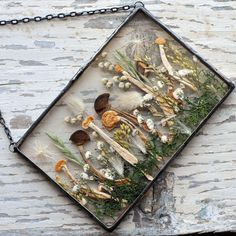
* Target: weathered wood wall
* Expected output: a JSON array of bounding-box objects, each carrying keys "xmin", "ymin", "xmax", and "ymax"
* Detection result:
[{"xmin": 0, "ymin": 0, "xmax": 235, "ymax": 235}]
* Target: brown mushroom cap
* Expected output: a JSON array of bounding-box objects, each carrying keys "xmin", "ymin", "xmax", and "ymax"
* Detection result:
[
  {"xmin": 94, "ymin": 93, "xmax": 111, "ymax": 115},
  {"xmin": 70, "ymin": 130, "xmax": 90, "ymax": 146}
]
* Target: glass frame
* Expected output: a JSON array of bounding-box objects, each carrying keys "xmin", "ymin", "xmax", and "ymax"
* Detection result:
[{"xmin": 13, "ymin": 6, "xmax": 234, "ymax": 232}]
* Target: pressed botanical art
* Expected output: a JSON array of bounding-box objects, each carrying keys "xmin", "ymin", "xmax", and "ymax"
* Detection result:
[{"xmin": 17, "ymin": 10, "xmax": 232, "ymax": 229}]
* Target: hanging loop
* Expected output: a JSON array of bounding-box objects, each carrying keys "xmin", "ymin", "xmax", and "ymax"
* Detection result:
[
  {"xmin": 134, "ymin": 1, "xmax": 145, "ymax": 8},
  {"xmin": 0, "ymin": 111, "xmax": 16, "ymax": 153}
]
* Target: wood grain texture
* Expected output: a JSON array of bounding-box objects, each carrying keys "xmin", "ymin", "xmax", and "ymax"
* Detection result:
[{"xmin": 0, "ymin": 0, "xmax": 236, "ymax": 235}]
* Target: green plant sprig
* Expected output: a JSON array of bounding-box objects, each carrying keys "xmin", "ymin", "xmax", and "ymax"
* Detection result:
[{"xmin": 47, "ymin": 133, "xmax": 84, "ymax": 167}]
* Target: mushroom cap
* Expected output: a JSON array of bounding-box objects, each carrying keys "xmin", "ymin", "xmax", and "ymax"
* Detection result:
[
  {"xmin": 94, "ymin": 93, "xmax": 110, "ymax": 115},
  {"xmin": 70, "ymin": 130, "xmax": 90, "ymax": 146},
  {"xmin": 82, "ymin": 116, "xmax": 94, "ymax": 129},
  {"xmin": 102, "ymin": 110, "xmax": 120, "ymax": 130},
  {"xmin": 155, "ymin": 37, "xmax": 166, "ymax": 45},
  {"xmin": 55, "ymin": 160, "xmax": 66, "ymax": 172}
]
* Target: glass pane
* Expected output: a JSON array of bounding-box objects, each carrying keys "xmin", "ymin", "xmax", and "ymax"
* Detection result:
[{"xmin": 19, "ymin": 10, "xmax": 231, "ymax": 228}]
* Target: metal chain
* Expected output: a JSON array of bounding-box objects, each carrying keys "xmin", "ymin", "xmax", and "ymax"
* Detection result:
[
  {"xmin": 0, "ymin": 111, "xmax": 16, "ymax": 152},
  {"xmin": 0, "ymin": 2, "xmax": 144, "ymax": 26},
  {"xmin": 0, "ymin": 1, "xmax": 144, "ymax": 152}
]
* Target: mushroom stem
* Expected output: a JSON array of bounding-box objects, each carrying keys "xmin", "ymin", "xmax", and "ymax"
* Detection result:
[
  {"xmin": 112, "ymin": 108, "xmax": 139, "ymax": 125},
  {"xmin": 63, "ymin": 164, "xmax": 80, "ymax": 185},
  {"xmin": 122, "ymin": 71, "xmax": 175, "ymax": 116},
  {"xmin": 89, "ymin": 122, "xmax": 138, "ymax": 165},
  {"xmin": 78, "ymin": 145, "xmax": 107, "ymax": 181},
  {"xmin": 79, "ymin": 185, "xmax": 112, "ymax": 200},
  {"xmin": 87, "ymin": 121, "xmax": 153, "ymax": 181}
]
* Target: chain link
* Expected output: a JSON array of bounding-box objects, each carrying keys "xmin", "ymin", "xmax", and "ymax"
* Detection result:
[
  {"xmin": 0, "ymin": 2, "xmax": 144, "ymax": 26},
  {"xmin": 0, "ymin": 1, "xmax": 144, "ymax": 152},
  {"xmin": 0, "ymin": 111, "xmax": 16, "ymax": 152}
]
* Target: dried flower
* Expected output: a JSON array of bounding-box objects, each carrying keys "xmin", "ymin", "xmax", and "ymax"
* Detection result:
[
  {"xmin": 137, "ymin": 114, "xmax": 144, "ymax": 124},
  {"xmin": 80, "ymin": 172, "xmax": 89, "ymax": 180},
  {"xmin": 82, "ymin": 116, "xmax": 94, "ymax": 129},
  {"xmin": 104, "ymin": 61, "xmax": 110, "ymax": 68},
  {"xmin": 178, "ymin": 69, "xmax": 193, "ymax": 77},
  {"xmin": 173, "ymin": 88, "xmax": 184, "ymax": 100},
  {"xmin": 112, "ymin": 75, "xmax": 119, "ymax": 83},
  {"xmin": 76, "ymin": 114, "xmax": 83, "ymax": 121},
  {"xmin": 34, "ymin": 141, "xmax": 54, "ymax": 159},
  {"xmin": 112, "ymin": 91, "xmax": 143, "ymax": 112},
  {"xmin": 157, "ymin": 80, "xmax": 165, "ymax": 88},
  {"xmin": 108, "ymin": 64, "xmax": 114, "ymax": 71},
  {"xmin": 146, "ymin": 118, "xmax": 155, "ymax": 131},
  {"xmin": 118, "ymin": 82, "xmax": 125, "ymax": 89},
  {"xmin": 124, "ymin": 82, "xmax": 131, "ymax": 90},
  {"xmin": 64, "ymin": 116, "xmax": 71, "ymax": 123},
  {"xmin": 70, "ymin": 117, "xmax": 77, "ymax": 124},
  {"xmin": 152, "ymin": 86, "xmax": 159, "ymax": 92},
  {"xmin": 72, "ymin": 185, "xmax": 80, "ymax": 193},
  {"xmin": 119, "ymin": 75, "xmax": 128, "ymax": 81},
  {"xmin": 102, "ymin": 110, "xmax": 120, "ymax": 130},
  {"xmin": 97, "ymin": 141, "xmax": 105, "ymax": 150},
  {"xmin": 114, "ymin": 64, "xmax": 123, "ymax": 73},
  {"xmin": 109, "ymin": 146, "xmax": 115, "ymax": 153},
  {"xmin": 96, "ymin": 154, "xmax": 103, "ymax": 161},
  {"xmin": 106, "ymin": 81, "xmax": 113, "ymax": 89},
  {"xmin": 133, "ymin": 109, "xmax": 140, "ymax": 116},
  {"xmin": 66, "ymin": 95, "xmax": 85, "ymax": 117},
  {"xmin": 83, "ymin": 164, "xmax": 90, "ymax": 172},
  {"xmin": 80, "ymin": 197, "xmax": 87, "ymax": 206},
  {"xmin": 100, "ymin": 168, "xmax": 114, "ymax": 180},
  {"xmin": 160, "ymin": 135, "xmax": 168, "ymax": 143},
  {"xmin": 101, "ymin": 51, "xmax": 107, "ymax": 57},
  {"xmin": 142, "ymin": 94, "xmax": 153, "ymax": 102},
  {"xmin": 85, "ymin": 151, "xmax": 92, "ymax": 160},
  {"xmin": 101, "ymin": 78, "xmax": 109, "ymax": 85},
  {"xmin": 155, "ymin": 37, "xmax": 166, "ymax": 45},
  {"xmin": 98, "ymin": 62, "xmax": 104, "ymax": 68}
]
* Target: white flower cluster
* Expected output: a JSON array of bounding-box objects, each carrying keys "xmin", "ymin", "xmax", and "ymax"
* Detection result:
[
  {"xmin": 160, "ymin": 134, "xmax": 168, "ymax": 143},
  {"xmin": 98, "ymin": 55, "xmax": 114, "ymax": 71},
  {"xmin": 101, "ymin": 78, "xmax": 113, "ymax": 89},
  {"xmin": 157, "ymin": 80, "xmax": 165, "ymax": 88},
  {"xmin": 83, "ymin": 164, "xmax": 90, "ymax": 172},
  {"xmin": 97, "ymin": 141, "xmax": 105, "ymax": 150},
  {"xmin": 133, "ymin": 108, "xmax": 156, "ymax": 133},
  {"xmin": 80, "ymin": 172, "xmax": 94, "ymax": 181},
  {"xmin": 141, "ymin": 94, "xmax": 153, "ymax": 108},
  {"xmin": 85, "ymin": 151, "xmax": 92, "ymax": 160},
  {"xmin": 173, "ymin": 88, "xmax": 184, "ymax": 100},
  {"xmin": 100, "ymin": 168, "xmax": 114, "ymax": 180},
  {"xmin": 64, "ymin": 113, "xmax": 83, "ymax": 125}
]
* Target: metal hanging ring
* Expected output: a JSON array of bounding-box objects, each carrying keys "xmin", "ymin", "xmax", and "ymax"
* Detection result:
[{"xmin": 134, "ymin": 1, "xmax": 145, "ymax": 8}]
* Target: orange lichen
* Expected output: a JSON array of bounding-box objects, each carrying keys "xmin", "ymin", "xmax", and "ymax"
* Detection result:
[
  {"xmin": 102, "ymin": 110, "xmax": 120, "ymax": 130},
  {"xmin": 55, "ymin": 160, "xmax": 66, "ymax": 172},
  {"xmin": 82, "ymin": 116, "xmax": 94, "ymax": 129},
  {"xmin": 155, "ymin": 37, "xmax": 166, "ymax": 45},
  {"xmin": 114, "ymin": 64, "xmax": 123, "ymax": 73}
]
